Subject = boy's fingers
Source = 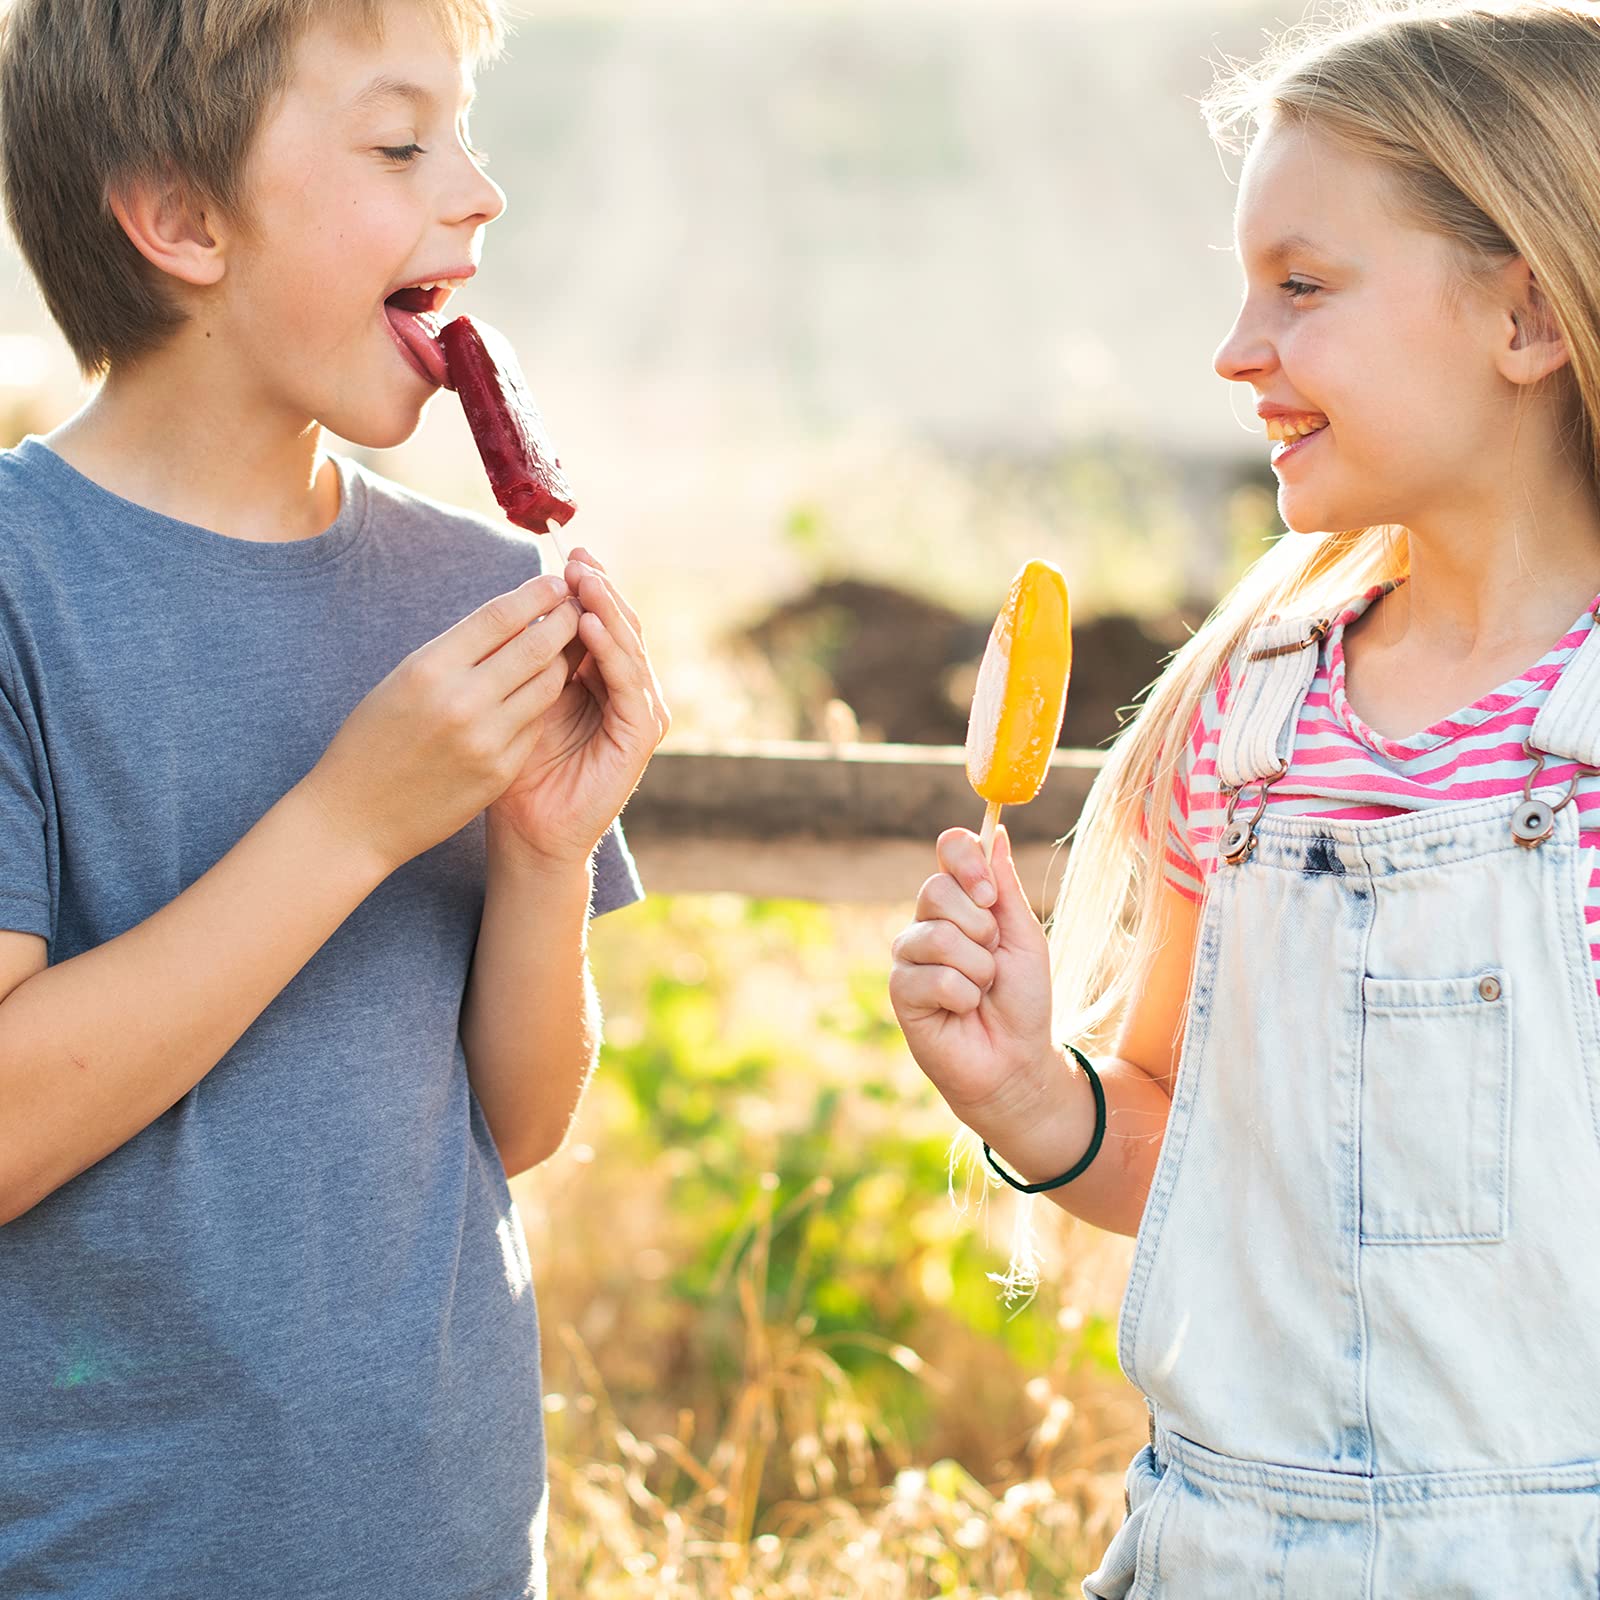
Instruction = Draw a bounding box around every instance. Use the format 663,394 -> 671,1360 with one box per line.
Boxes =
443,574 -> 574,667
482,597 -> 581,698
500,653 -> 571,730
935,827 -> 997,909
569,561 -> 643,638
571,574 -> 658,709
575,608 -> 663,737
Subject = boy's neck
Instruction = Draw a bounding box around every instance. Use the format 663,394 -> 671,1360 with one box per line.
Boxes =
43,349 -> 342,544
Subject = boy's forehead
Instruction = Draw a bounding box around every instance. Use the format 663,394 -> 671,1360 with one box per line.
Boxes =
283,4 -> 476,116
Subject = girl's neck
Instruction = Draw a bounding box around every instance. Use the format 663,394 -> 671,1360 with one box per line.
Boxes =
1371,473 -> 1600,661
1339,463 -> 1600,742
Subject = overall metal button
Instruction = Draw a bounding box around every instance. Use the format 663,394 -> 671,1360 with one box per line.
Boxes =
1478,975 -> 1502,1003
1219,820 -> 1253,864
1511,798 -> 1555,847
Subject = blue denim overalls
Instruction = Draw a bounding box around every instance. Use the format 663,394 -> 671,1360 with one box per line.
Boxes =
1085,610 -> 1600,1596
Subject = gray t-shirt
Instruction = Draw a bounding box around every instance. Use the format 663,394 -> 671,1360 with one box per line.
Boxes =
0,437 -> 642,1599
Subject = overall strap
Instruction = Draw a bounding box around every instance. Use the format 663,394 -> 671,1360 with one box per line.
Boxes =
1215,614 -> 1330,792
1527,601 -> 1600,770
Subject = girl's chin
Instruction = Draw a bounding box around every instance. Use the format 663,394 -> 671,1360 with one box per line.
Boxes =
1276,486 -> 1370,539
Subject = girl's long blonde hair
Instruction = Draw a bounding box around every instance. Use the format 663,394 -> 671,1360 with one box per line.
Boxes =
1052,0 -> 1600,1053
986,0 -> 1600,1296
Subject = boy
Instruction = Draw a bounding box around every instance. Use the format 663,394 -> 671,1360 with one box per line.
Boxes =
0,1 -> 669,1595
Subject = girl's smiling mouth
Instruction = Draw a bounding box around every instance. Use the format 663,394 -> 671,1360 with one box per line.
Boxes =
1263,412 -> 1331,466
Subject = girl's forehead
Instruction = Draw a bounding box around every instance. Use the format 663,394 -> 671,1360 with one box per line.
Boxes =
1233,123 -> 1383,266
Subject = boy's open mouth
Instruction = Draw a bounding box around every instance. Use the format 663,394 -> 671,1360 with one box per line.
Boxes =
383,280 -> 463,389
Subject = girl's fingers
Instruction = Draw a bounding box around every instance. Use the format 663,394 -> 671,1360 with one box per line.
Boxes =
889,958 -> 983,1019
988,825 -> 1044,948
891,919 -> 997,992
914,873 -> 1000,950
935,827 -> 997,910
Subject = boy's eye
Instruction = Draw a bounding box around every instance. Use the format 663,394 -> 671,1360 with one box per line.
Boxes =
379,143 -> 426,165
1280,278 -> 1321,301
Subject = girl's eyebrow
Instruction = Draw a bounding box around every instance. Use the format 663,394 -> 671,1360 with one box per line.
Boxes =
1238,231 -> 1329,265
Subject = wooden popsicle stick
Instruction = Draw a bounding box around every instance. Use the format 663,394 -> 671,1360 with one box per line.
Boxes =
545,522 -> 586,615
979,799 -> 1002,863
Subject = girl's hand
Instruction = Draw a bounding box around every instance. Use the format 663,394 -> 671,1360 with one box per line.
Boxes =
890,824 -> 1057,1128
484,547 -> 671,867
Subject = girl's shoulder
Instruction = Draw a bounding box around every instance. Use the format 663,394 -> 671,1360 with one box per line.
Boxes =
1175,581 -> 1395,779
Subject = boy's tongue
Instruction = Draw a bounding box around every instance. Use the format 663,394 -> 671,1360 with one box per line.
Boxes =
384,289 -> 452,389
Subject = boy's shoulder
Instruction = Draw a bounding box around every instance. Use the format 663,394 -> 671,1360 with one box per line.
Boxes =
348,456 -> 546,573
0,439 -> 546,582
0,438 -> 84,575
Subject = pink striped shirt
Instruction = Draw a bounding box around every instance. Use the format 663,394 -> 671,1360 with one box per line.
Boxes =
1165,582 -> 1600,994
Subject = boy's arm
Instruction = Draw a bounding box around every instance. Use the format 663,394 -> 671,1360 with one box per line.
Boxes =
0,784 -> 388,1226
457,821 -> 600,1179
0,572 -> 583,1228
456,553 -> 667,1177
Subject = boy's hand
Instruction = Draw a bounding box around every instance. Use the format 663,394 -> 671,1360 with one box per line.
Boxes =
484,546 -> 670,867
890,824 -> 1057,1128
302,573 -> 580,874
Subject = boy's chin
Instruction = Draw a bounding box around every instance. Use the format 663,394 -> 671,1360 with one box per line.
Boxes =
323,395 -> 437,452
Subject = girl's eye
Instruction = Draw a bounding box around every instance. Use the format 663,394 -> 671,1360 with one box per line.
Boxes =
1280,278 -> 1321,302
466,143 -> 490,166
379,143 -> 426,165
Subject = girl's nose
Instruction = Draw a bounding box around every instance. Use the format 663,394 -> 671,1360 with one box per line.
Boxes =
1213,311 -> 1276,385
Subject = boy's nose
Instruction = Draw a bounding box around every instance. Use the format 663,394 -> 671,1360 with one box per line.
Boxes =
451,158 -> 507,229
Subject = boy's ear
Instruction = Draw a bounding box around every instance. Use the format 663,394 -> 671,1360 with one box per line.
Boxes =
105,171 -> 227,289
1497,256 -> 1568,388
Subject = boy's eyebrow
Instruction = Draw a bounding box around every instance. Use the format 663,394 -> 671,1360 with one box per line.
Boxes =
348,75 -> 476,115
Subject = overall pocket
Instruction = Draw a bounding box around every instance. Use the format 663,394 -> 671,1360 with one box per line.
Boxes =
1081,1445 -> 1175,1600
1359,970 -> 1511,1244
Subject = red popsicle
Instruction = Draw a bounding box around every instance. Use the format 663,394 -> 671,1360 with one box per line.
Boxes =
438,315 -> 577,537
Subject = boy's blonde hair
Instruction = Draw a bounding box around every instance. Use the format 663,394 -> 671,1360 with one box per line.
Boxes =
0,0 -> 504,376
1024,0 -> 1600,1279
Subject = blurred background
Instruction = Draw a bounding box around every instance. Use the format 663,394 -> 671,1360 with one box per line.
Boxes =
2,1 -> 1291,1592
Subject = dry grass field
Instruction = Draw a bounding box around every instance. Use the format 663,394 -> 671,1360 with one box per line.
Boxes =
518,896 -> 1150,1596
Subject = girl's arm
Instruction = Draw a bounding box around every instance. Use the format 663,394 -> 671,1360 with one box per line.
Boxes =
891,825 -> 1200,1237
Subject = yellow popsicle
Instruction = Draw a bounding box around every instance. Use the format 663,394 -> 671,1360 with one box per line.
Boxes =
965,559 -> 1072,860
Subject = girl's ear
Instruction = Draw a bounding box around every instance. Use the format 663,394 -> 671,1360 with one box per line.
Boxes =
106,170 -> 226,289
1497,256 -> 1569,387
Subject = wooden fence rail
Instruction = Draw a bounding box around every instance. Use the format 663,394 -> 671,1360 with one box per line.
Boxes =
622,740 -> 1107,912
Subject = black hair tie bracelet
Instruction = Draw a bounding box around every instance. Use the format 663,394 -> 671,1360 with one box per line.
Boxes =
982,1045 -> 1106,1194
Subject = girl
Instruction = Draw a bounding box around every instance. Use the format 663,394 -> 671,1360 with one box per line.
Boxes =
891,2 -> 1600,1592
